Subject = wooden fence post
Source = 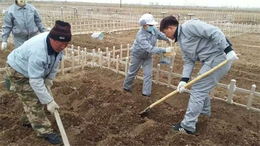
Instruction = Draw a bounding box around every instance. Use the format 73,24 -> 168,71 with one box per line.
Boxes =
108,53 -> 111,69
99,51 -> 103,69
120,45 -> 123,61
210,88 -> 215,99
116,55 -> 119,73
106,47 -> 109,57
91,49 -> 95,68
113,46 -> 116,63
81,50 -> 84,70
77,46 -> 80,64
247,84 -> 256,110
227,79 -> 236,104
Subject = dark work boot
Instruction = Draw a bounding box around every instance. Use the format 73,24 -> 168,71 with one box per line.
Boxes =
172,123 -> 196,135
142,93 -> 151,97
22,123 -> 32,128
45,133 -> 63,145
123,88 -> 131,93
20,114 -> 32,128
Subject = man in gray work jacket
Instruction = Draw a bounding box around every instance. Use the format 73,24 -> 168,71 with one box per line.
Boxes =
1,0 -> 46,49
4,20 -> 71,144
160,16 -> 238,134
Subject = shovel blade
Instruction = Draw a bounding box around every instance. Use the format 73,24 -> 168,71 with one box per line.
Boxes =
139,107 -> 150,118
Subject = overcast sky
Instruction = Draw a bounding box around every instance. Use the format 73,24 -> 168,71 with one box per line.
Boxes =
67,0 -> 260,8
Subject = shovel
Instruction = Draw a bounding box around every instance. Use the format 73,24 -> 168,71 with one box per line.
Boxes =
139,60 -> 229,118
46,86 -> 70,146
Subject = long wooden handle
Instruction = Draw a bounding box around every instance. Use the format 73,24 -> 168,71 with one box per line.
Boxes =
46,86 -> 70,146
149,60 -> 229,109
54,110 -> 70,146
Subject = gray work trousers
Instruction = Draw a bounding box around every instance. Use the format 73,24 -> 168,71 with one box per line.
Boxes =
181,54 -> 231,132
123,55 -> 153,95
14,35 -> 36,49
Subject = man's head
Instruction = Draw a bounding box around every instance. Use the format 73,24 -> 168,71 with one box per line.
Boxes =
15,0 -> 27,7
160,16 -> 179,40
49,20 -> 71,53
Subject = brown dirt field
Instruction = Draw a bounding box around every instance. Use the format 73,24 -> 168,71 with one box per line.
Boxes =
70,30 -> 260,108
0,30 -> 260,146
0,68 -> 260,146
70,30 -> 138,52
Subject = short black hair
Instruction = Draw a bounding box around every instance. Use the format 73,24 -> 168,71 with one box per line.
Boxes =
160,15 -> 179,31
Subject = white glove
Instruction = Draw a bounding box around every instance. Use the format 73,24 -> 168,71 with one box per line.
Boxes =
44,78 -> 53,87
226,50 -> 239,63
1,42 -> 7,50
177,81 -> 187,93
47,100 -> 59,114
165,47 -> 173,53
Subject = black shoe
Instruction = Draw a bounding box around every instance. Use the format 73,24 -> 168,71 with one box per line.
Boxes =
172,124 -> 196,135
22,123 -> 32,128
123,88 -> 131,93
142,94 -> 150,97
45,133 -> 63,145
200,112 -> 211,117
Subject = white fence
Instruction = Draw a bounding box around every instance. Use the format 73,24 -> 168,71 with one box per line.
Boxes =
52,42 -> 260,112
1,4 -> 260,40
0,39 -> 259,112
0,3 -> 260,112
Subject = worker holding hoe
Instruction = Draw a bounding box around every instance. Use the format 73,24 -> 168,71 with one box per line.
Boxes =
123,13 -> 172,97
159,16 -> 239,134
2,0 -> 46,49
4,20 -> 71,144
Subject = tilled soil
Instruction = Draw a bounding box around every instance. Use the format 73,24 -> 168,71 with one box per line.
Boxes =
0,68 -> 260,146
0,30 -> 260,146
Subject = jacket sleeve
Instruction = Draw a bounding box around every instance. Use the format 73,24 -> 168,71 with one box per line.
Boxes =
185,19 -> 230,51
136,34 -> 166,54
34,8 -> 46,32
182,53 -> 195,79
28,55 -> 53,104
155,28 -> 167,41
2,10 -> 13,42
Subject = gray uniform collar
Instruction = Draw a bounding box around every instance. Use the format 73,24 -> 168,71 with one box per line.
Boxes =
141,27 -> 155,37
15,4 -> 27,9
177,24 -> 181,37
177,24 -> 186,39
